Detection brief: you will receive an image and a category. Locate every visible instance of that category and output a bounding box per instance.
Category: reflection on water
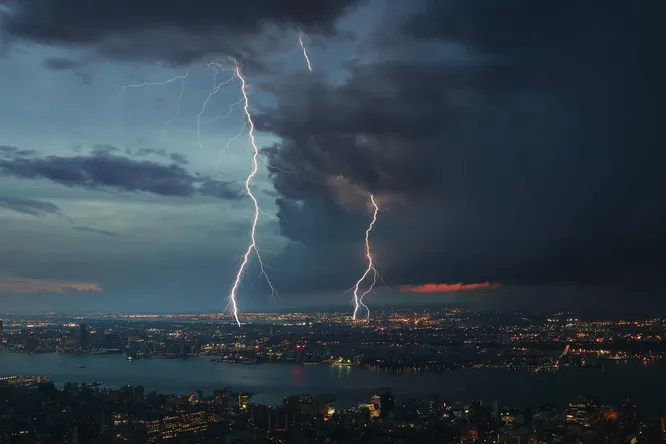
[292,365,302,387]
[0,351,664,412]
[331,364,352,380]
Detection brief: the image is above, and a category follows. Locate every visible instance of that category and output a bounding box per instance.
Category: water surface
[1,352,663,411]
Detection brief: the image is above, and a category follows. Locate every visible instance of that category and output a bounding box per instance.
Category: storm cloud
[1,0,665,312]
[260,0,666,292]
[41,57,81,71]
[2,0,362,65]
[0,147,242,200]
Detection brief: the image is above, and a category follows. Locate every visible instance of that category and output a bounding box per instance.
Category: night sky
[0,0,664,313]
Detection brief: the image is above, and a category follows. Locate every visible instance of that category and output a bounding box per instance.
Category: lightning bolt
[196,63,236,149]
[225,59,277,326]
[119,71,190,90]
[214,123,246,172]
[165,67,191,129]
[351,194,380,321]
[119,69,191,132]
[297,29,313,72]
[118,60,277,325]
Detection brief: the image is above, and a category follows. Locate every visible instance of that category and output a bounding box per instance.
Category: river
[0,351,664,411]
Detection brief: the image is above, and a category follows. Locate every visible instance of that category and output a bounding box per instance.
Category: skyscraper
[379,392,394,418]
[79,323,89,352]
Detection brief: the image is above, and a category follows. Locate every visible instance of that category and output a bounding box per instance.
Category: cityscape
[1,310,665,370]
[2,374,666,444]
[2,310,666,442]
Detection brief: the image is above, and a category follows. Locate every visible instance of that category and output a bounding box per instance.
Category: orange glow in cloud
[400,282,500,293]
[0,276,103,295]
[325,175,404,213]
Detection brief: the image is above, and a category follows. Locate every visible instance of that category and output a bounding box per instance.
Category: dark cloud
[129,148,188,166]
[0,195,66,218]
[41,57,80,71]
[0,145,37,157]
[40,57,93,85]
[0,147,242,200]
[71,226,116,237]
[260,0,666,293]
[169,153,188,166]
[2,0,361,65]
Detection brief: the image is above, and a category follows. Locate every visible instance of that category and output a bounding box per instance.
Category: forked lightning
[351,194,380,320]
[225,59,277,326]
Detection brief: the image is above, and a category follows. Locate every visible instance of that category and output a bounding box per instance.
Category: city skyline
[1,1,664,313]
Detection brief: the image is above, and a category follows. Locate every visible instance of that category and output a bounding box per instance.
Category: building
[359,400,380,419]
[215,387,234,409]
[0,319,4,337]
[248,403,287,430]
[189,390,204,404]
[430,394,440,415]
[79,323,89,352]
[283,394,333,418]
[139,410,218,443]
[237,392,251,410]
[378,392,395,417]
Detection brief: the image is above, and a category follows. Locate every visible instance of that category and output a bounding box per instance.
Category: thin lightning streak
[226,60,278,326]
[197,67,236,149]
[297,29,313,71]
[214,123,246,172]
[118,69,191,148]
[119,71,190,90]
[119,70,191,126]
[165,67,191,129]
[351,195,380,321]
[204,97,245,124]
[260,159,300,177]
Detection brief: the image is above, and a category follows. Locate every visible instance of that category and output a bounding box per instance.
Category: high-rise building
[0,319,4,337]
[79,323,89,351]
[359,400,380,419]
[379,392,394,418]
[430,394,440,415]
[215,387,233,409]
[189,390,204,404]
[238,392,251,410]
